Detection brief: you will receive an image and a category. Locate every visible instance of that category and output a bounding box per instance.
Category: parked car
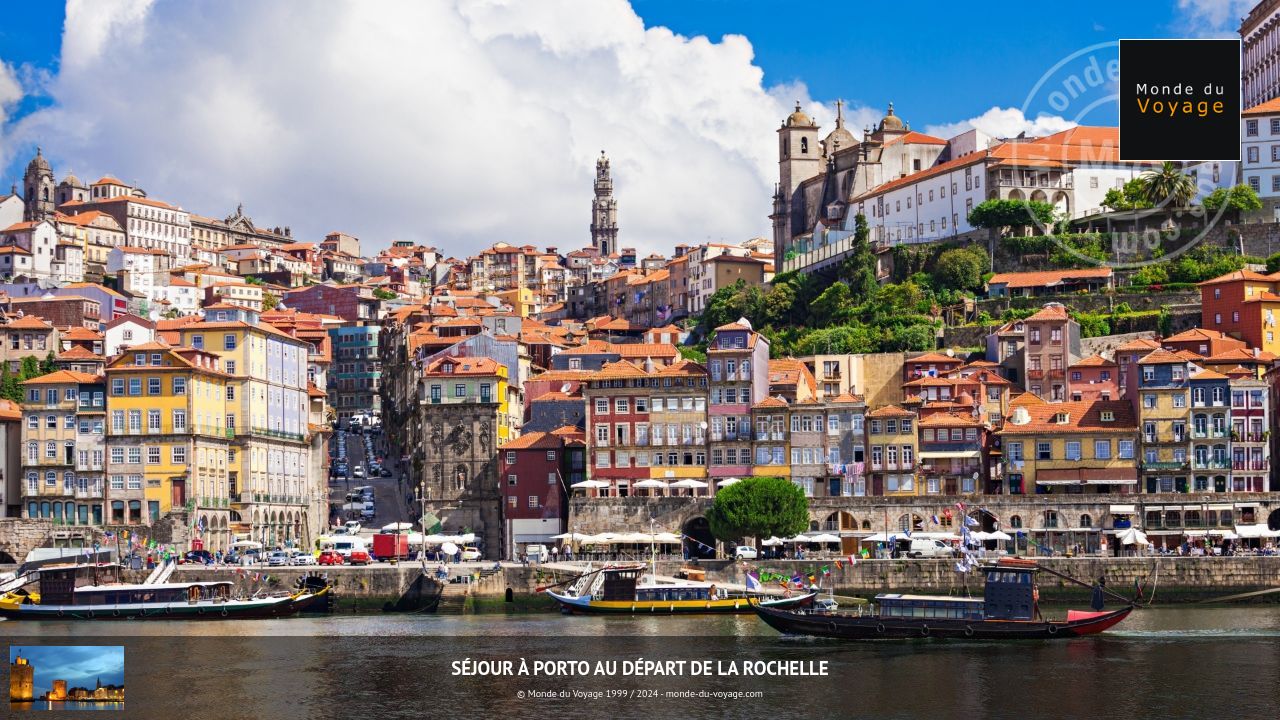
[318,550,344,566]
[267,551,290,567]
[733,545,759,560]
[379,467,392,477]
[896,538,959,559]
[182,550,214,565]
[344,521,362,534]
[291,553,316,566]
[353,467,365,478]
[348,550,372,566]
[524,544,548,562]
[461,546,482,561]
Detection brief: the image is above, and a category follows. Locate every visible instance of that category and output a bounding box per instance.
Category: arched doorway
[1268,508,1280,531]
[682,517,716,560]
[0,551,15,564]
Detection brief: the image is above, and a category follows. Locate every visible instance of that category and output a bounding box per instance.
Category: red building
[1067,355,1119,403]
[1162,328,1246,358]
[583,360,652,496]
[499,426,584,560]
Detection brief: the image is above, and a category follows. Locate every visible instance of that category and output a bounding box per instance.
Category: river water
[5,606,1279,719]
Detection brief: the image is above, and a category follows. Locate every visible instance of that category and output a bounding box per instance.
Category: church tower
[590,151,618,256]
[773,102,821,269]
[22,148,55,223]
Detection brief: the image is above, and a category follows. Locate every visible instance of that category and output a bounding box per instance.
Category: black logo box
[1119,38,1240,162]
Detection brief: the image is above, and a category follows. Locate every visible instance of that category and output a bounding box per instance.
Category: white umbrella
[633,479,669,489]
[653,532,682,544]
[761,537,784,547]
[1117,527,1149,546]
[988,531,1013,541]
[969,531,991,542]
[440,542,459,555]
[406,533,425,545]
[808,533,840,543]
[571,479,610,489]
[230,540,262,549]
[381,522,413,532]
[787,534,811,543]
[717,478,741,487]
[581,532,620,544]
[670,479,708,489]
[618,532,654,543]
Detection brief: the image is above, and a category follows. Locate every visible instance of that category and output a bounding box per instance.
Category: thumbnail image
[9,646,124,711]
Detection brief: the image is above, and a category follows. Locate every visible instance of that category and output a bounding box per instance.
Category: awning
[1183,530,1208,536]
[1035,479,1081,485]
[1207,504,1234,511]
[1086,478,1138,485]
[918,450,981,459]
[1038,468,1137,485]
[1109,504,1136,513]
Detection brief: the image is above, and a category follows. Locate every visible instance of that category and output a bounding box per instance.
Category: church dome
[25,148,51,175]
[61,172,85,188]
[879,102,904,131]
[785,102,813,127]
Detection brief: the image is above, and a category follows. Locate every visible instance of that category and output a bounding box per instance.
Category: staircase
[435,582,472,614]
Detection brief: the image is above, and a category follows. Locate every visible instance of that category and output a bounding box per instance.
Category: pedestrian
[550,545,559,562]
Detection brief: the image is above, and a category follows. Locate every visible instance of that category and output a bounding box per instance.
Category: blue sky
[10,646,125,692]
[0,1,1247,254]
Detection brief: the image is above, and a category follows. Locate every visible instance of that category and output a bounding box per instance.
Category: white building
[0,191,22,229]
[152,276,201,316]
[1243,0,1280,110]
[0,219,58,280]
[1242,98,1280,221]
[106,247,170,304]
[103,314,155,357]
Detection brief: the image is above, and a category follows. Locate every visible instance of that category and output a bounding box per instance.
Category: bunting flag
[930,514,941,526]
[821,566,830,577]
[848,553,857,566]
[834,560,842,570]
[965,515,979,527]
[745,572,762,591]
[103,531,114,538]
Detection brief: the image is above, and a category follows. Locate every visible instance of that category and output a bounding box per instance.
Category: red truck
[372,533,410,561]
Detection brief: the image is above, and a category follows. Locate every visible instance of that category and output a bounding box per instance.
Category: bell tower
[590,151,618,256]
[775,102,821,269]
[22,147,55,223]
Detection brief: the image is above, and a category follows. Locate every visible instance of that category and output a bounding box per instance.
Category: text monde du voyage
[1133,82,1229,118]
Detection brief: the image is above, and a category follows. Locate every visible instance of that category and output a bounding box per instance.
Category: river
[5,606,1279,719]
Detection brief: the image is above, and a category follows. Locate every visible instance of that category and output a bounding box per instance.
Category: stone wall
[568,497,712,535]
[0,518,54,562]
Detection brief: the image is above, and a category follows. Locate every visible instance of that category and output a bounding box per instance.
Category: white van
[333,537,370,558]
[896,537,957,559]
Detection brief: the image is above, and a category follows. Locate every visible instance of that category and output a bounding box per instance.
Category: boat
[0,560,334,621]
[753,557,1132,640]
[546,564,816,614]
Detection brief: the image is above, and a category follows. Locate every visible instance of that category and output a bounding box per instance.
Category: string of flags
[744,553,862,589]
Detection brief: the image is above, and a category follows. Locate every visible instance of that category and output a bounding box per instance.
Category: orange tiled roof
[999,399,1135,434]
[1024,304,1071,322]
[1070,354,1116,368]
[867,404,914,418]
[22,369,100,385]
[987,267,1112,289]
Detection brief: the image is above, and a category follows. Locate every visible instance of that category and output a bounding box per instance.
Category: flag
[965,515,979,527]
[848,554,857,566]
[807,574,816,584]
[955,502,965,511]
[103,531,114,538]
[955,562,968,573]
[931,514,941,525]
[791,574,804,586]
[834,560,843,570]
[821,567,830,576]
[745,572,762,591]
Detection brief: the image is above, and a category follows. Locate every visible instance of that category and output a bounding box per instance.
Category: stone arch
[1052,191,1069,215]
[1009,514,1023,529]
[861,519,871,530]
[681,516,716,559]
[1030,189,1048,204]
[1007,189,1025,201]
[1080,513,1093,529]
[823,511,854,532]
[0,550,15,564]
[1268,508,1280,531]
[896,514,924,532]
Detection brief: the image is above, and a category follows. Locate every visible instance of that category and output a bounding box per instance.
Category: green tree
[1203,184,1263,219]
[809,282,855,325]
[1101,178,1154,211]
[19,355,41,380]
[40,350,55,375]
[1140,161,1196,225]
[967,198,1056,236]
[262,292,281,311]
[705,476,809,547]
[839,214,879,303]
[373,288,398,301]
[0,364,19,403]
[1267,251,1280,274]
[887,323,938,351]
[677,345,706,363]
[932,247,984,292]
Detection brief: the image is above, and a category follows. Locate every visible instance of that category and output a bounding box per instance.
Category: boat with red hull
[754,557,1134,641]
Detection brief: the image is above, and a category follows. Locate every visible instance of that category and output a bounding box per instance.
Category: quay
[2,555,1271,613]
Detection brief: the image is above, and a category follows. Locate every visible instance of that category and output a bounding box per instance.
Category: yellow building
[750,396,790,478]
[495,287,537,318]
[178,306,318,547]
[999,396,1139,496]
[866,405,918,496]
[105,342,231,550]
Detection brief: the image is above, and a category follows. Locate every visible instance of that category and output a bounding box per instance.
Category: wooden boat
[546,564,816,615]
[753,557,1132,640]
[0,561,334,621]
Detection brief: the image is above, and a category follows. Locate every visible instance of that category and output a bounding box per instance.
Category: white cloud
[0,62,24,174]
[3,0,836,257]
[923,107,1076,142]
[1174,0,1254,38]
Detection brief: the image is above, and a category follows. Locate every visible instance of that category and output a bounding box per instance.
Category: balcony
[1026,369,1045,380]
[1143,461,1188,471]
[1192,459,1231,470]
[1232,460,1269,471]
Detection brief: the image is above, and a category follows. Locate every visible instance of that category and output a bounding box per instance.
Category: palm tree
[1139,161,1196,227]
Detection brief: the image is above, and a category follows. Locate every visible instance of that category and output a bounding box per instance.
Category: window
[112,378,125,395]
[172,377,186,395]
[595,451,610,468]
[1249,176,1261,192]
[148,410,161,432]
[128,447,141,464]
[1036,442,1051,460]
[173,410,186,431]
[454,384,465,398]
[128,410,141,432]
[225,360,236,375]
[172,446,187,464]
[128,378,141,395]
[147,447,161,464]
[635,397,648,413]
[594,399,608,415]
[1248,119,1259,136]
[615,398,629,414]
[1094,440,1111,459]
[148,377,161,395]
[223,334,237,350]
[1248,146,1260,163]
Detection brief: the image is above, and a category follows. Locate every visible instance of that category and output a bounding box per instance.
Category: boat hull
[548,590,816,615]
[0,594,313,621]
[753,604,1132,640]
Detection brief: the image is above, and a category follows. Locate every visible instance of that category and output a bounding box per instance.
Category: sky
[10,645,126,692]
[0,0,1258,257]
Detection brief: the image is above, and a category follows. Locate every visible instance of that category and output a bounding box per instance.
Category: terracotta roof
[1070,354,1116,368]
[753,396,789,409]
[1190,368,1229,381]
[904,375,958,388]
[1024,304,1071,322]
[501,430,568,451]
[1136,348,1188,365]
[22,370,100,385]
[654,359,706,376]
[918,411,980,427]
[1205,348,1278,363]
[907,352,964,365]
[1116,337,1161,352]
[882,130,948,147]
[423,356,501,376]
[62,326,105,340]
[589,360,648,380]
[0,398,21,421]
[56,346,102,361]
[1243,97,1280,116]
[867,404,914,418]
[1000,399,1136,434]
[1164,328,1236,342]
[828,392,865,404]
[987,267,1112,289]
[1197,269,1274,286]
[5,316,52,329]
